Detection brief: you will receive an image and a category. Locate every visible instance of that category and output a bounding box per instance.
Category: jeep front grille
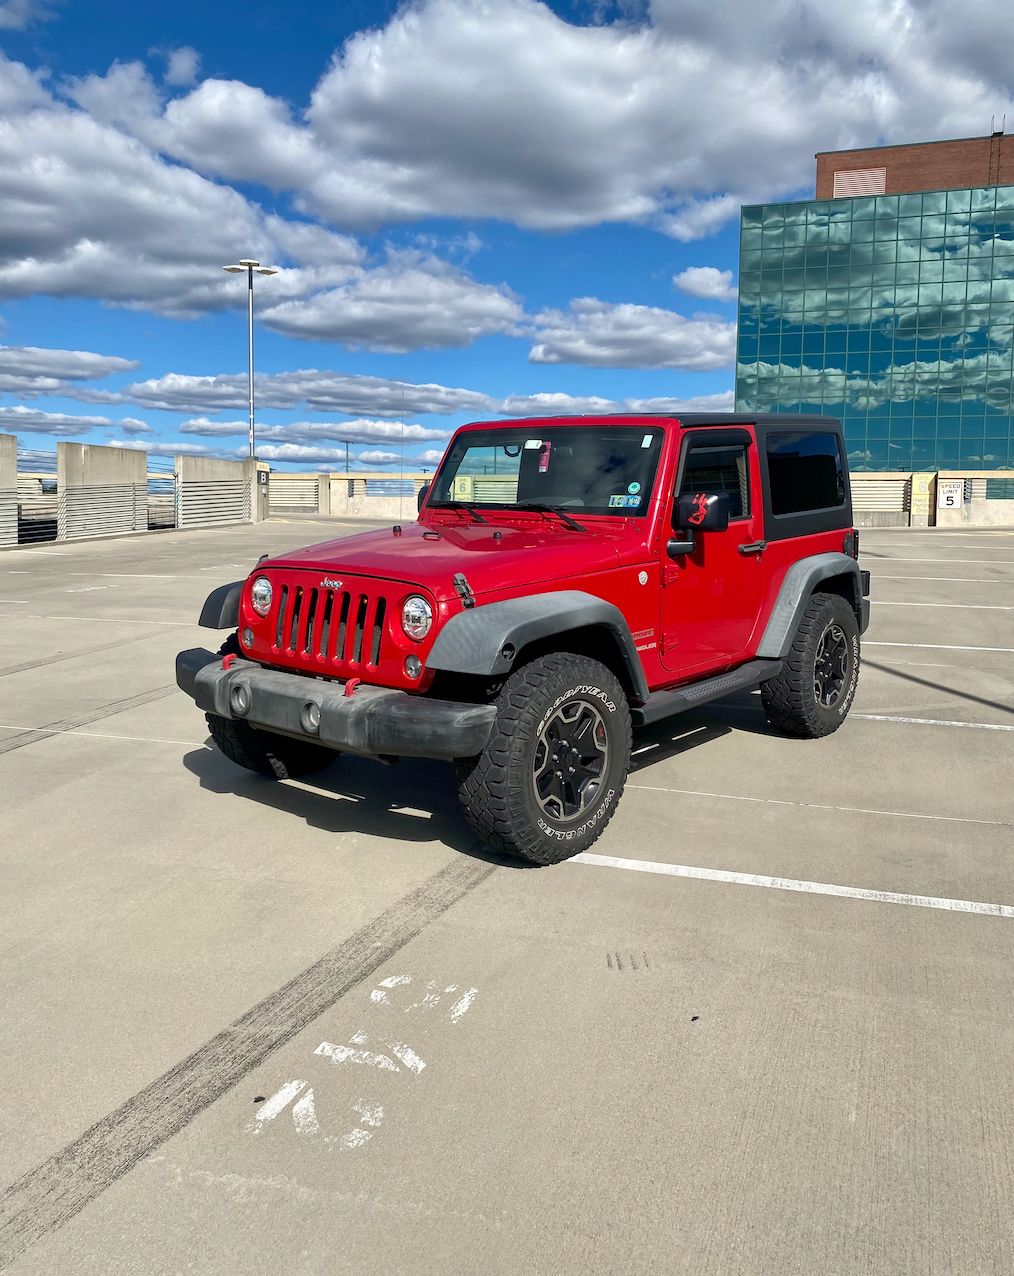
[272,583,388,671]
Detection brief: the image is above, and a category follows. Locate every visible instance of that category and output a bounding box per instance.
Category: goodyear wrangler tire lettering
[456,653,631,866]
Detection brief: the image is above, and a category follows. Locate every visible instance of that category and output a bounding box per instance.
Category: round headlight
[401,595,433,642]
[250,575,273,617]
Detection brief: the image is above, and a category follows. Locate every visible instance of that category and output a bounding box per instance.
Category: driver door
[659,429,767,676]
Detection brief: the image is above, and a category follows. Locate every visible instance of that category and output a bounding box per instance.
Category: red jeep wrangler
[177,414,870,864]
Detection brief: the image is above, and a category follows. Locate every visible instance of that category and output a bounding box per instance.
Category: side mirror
[416,481,430,514]
[676,491,730,532]
[667,491,731,558]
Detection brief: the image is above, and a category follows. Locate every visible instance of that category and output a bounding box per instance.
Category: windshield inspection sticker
[609,494,640,508]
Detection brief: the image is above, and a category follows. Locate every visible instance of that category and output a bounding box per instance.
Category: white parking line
[874,575,1010,583]
[852,714,1014,732]
[15,613,189,626]
[0,723,197,746]
[626,783,1009,826]
[865,640,1014,653]
[872,600,1014,610]
[573,854,1014,918]
[863,558,1014,565]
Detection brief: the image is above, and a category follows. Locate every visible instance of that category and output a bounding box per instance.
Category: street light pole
[341,439,353,472]
[223,259,278,458]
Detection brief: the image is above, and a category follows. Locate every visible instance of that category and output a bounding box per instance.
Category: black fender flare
[426,590,649,704]
[199,580,243,629]
[756,553,865,658]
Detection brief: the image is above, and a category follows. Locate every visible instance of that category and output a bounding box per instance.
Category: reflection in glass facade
[734,186,1014,471]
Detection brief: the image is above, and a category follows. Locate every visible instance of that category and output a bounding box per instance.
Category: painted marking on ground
[874,575,1012,583]
[852,714,1014,731]
[15,613,190,627]
[865,641,1014,653]
[0,723,198,747]
[0,861,494,1269]
[863,558,1014,565]
[872,600,1014,610]
[626,783,1010,827]
[573,854,1014,918]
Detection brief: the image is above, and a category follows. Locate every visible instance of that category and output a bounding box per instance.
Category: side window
[678,443,751,519]
[767,432,845,515]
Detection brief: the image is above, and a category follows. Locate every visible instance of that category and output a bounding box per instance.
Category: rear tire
[456,652,631,865]
[761,592,860,738]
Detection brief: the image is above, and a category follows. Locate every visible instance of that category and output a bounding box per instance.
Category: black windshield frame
[428,425,666,518]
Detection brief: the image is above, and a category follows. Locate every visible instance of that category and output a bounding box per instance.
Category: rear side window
[766,432,845,515]
[679,444,750,518]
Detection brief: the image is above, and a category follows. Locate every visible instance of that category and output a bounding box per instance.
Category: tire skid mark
[0,685,180,757]
[0,856,495,1271]
[0,628,176,678]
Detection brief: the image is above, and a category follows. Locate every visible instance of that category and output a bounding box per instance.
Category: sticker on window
[627,481,641,495]
[609,494,641,508]
[641,434,653,448]
[523,439,543,449]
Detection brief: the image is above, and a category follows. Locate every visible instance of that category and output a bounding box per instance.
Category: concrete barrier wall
[0,434,15,547]
[935,470,1014,527]
[177,455,255,528]
[321,473,428,522]
[57,442,147,540]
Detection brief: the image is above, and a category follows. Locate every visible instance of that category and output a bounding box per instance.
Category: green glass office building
[734,186,1014,471]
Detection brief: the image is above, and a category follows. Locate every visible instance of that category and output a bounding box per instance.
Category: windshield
[429,425,664,517]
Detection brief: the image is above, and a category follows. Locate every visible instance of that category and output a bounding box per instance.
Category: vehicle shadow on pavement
[630,692,781,771]
[182,744,531,868]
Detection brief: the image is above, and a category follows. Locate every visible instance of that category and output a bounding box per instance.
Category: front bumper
[176,648,496,761]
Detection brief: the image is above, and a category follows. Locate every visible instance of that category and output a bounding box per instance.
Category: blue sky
[1,0,1011,470]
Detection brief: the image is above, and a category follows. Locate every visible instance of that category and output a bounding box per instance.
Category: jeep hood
[264,519,633,601]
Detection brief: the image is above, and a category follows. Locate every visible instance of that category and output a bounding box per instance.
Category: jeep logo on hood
[320,577,343,590]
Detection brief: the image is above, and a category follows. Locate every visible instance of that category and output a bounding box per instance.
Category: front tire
[761,591,860,738]
[206,713,337,780]
[456,652,631,865]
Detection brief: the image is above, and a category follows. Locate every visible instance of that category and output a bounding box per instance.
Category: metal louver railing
[178,479,250,528]
[850,477,911,512]
[268,476,319,513]
[58,483,147,540]
[0,488,15,547]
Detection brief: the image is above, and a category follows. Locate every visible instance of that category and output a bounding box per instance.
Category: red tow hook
[222,653,238,670]
[344,678,361,698]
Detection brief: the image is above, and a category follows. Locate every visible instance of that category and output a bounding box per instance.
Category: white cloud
[0,344,138,397]
[529,298,736,369]
[255,442,410,466]
[418,449,446,465]
[165,47,200,88]
[0,405,151,436]
[107,369,493,417]
[674,266,737,304]
[179,417,449,443]
[0,0,51,30]
[261,252,522,350]
[499,389,736,414]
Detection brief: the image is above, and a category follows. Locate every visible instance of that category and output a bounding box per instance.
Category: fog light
[300,701,321,734]
[230,684,250,716]
[241,627,254,647]
[404,655,423,679]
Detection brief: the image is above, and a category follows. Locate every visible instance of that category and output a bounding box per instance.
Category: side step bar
[632,659,782,728]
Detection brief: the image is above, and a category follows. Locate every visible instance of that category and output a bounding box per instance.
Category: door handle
[738,540,767,556]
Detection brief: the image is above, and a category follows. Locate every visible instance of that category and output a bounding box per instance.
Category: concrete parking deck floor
[1,519,1013,1274]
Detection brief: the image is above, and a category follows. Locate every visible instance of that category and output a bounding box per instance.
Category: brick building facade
[816,134,1014,200]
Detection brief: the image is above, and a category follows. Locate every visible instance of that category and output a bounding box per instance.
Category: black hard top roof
[478,411,841,429]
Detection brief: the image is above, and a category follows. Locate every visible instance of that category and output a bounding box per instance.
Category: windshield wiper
[514,501,586,532]
[432,501,487,523]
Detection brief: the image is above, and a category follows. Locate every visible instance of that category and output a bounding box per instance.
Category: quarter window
[678,444,751,519]
[767,432,846,514]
